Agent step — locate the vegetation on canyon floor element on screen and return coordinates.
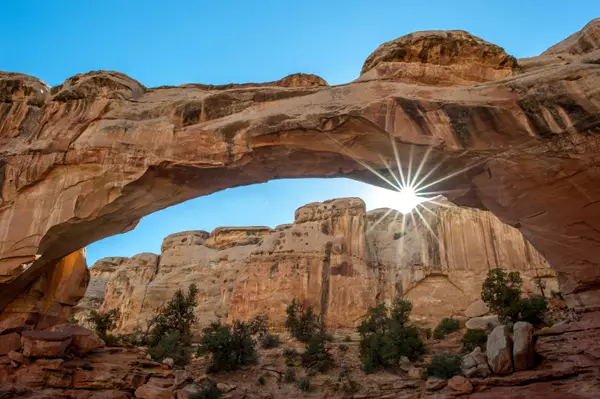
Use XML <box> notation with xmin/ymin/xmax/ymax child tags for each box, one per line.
<box><xmin>77</xmin><ymin>268</ymin><xmax>551</xmax><ymax>396</ymax></box>
<box><xmin>482</xmin><ymin>268</ymin><xmax>548</xmax><ymax>325</ymax></box>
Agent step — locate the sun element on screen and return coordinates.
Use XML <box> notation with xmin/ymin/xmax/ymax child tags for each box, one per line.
<box><xmin>366</xmin><ymin>185</ymin><xmax>430</xmax><ymax>214</ymax></box>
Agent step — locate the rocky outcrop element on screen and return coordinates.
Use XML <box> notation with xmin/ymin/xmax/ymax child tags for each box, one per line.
<box><xmin>486</xmin><ymin>325</ymin><xmax>513</xmax><ymax>375</ymax></box>
<box><xmin>359</xmin><ymin>30</ymin><xmax>517</xmax><ymax>85</ymax></box>
<box><xmin>1</xmin><ymin>20</ymin><xmax>600</xmax><ymax>326</ymax></box>
<box><xmin>76</xmin><ymin>196</ymin><xmax>556</xmax><ymax>335</ymax></box>
<box><xmin>513</xmin><ymin>321</ymin><xmax>535</xmax><ymax>371</ymax></box>
<box><xmin>0</xmin><ymin>249</ymin><xmax>89</xmax><ymax>332</ymax></box>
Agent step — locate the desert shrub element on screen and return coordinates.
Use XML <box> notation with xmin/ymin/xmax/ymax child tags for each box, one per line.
<box><xmin>297</xmin><ymin>376</ymin><xmax>311</xmax><ymax>391</ymax></box>
<box><xmin>393</xmin><ymin>232</ymin><xmax>406</xmax><ymax>240</ymax></box>
<box><xmin>197</xmin><ymin>315</ymin><xmax>268</xmax><ymax>372</ymax></box>
<box><xmin>418</xmin><ymin>327</ymin><xmax>432</xmax><ymax>340</ymax></box>
<box><xmin>301</xmin><ymin>328</ymin><xmax>333</xmax><ymax>373</ymax></box>
<box><xmin>81</xmin><ymin>363</ymin><xmax>94</xmax><ymax>371</ymax></box>
<box><xmin>148</xmin><ymin>330</ymin><xmax>191</xmax><ymax>366</ymax></box>
<box><xmin>285</xmin><ymin>299</ymin><xmax>322</xmax><ymax>344</ymax></box>
<box><xmin>344</xmin><ymin>335</ymin><xmax>352</xmax><ymax>342</ymax></box>
<box><xmin>260</xmin><ymin>334</ymin><xmax>280</xmax><ymax>349</ymax></box>
<box><xmin>426</xmin><ymin>354</ymin><xmax>462</xmax><ymax>379</ymax></box>
<box><xmin>338</xmin><ymin>343</ymin><xmax>348</xmax><ymax>352</ymax></box>
<box><xmin>258</xmin><ymin>375</ymin><xmax>265</xmax><ymax>385</ymax></box>
<box><xmin>284</xmin><ymin>367</ymin><xmax>296</xmax><ymax>383</ymax></box>
<box><xmin>146</xmin><ymin>284</ymin><xmax>198</xmax><ymax>366</ymax></box>
<box><xmin>433</xmin><ymin>318</ymin><xmax>460</xmax><ymax>339</ymax></box>
<box><xmin>190</xmin><ymin>384</ymin><xmax>221</xmax><ymax>399</ymax></box>
<box><xmin>482</xmin><ymin>269</ymin><xmax>548</xmax><ymax>324</ymax></box>
<box><xmin>358</xmin><ymin>298</ymin><xmax>425</xmax><ymax>373</ymax></box>
<box><xmin>283</xmin><ymin>347</ymin><xmax>299</xmax><ymax>358</ymax></box>
<box><xmin>336</xmin><ymin>367</ymin><xmax>358</xmax><ymax>393</ymax></box>
<box><xmin>86</xmin><ymin>308</ymin><xmax>120</xmax><ymax>343</ymax></box>
<box><xmin>462</xmin><ymin>329</ymin><xmax>488</xmax><ymax>352</ymax></box>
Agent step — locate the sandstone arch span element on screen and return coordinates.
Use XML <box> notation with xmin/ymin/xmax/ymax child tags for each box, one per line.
<box><xmin>1</xmin><ymin>20</ymin><xmax>600</xmax><ymax>314</ymax></box>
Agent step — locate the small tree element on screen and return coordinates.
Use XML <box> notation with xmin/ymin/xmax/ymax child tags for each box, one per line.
<box><xmin>358</xmin><ymin>298</ymin><xmax>425</xmax><ymax>373</ymax></box>
<box><xmin>197</xmin><ymin>315</ymin><xmax>268</xmax><ymax>372</ymax></box>
<box><xmin>461</xmin><ymin>329</ymin><xmax>488</xmax><ymax>352</ymax></box>
<box><xmin>147</xmin><ymin>284</ymin><xmax>198</xmax><ymax>366</ymax></box>
<box><xmin>481</xmin><ymin>269</ymin><xmax>548</xmax><ymax>325</ymax></box>
<box><xmin>433</xmin><ymin>318</ymin><xmax>460</xmax><ymax>339</ymax></box>
<box><xmin>285</xmin><ymin>299</ymin><xmax>321</xmax><ymax>343</ymax></box>
<box><xmin>301</xmin><ymin>325</ymin><xmax>333</xmax><ymax>373</ymax></box>
<box><xmin>426</xmin><ymin>354</ymin><xmax>462</xmax><ymax>379</ymax></box>
<box><xmin>86</xmin><ymin>308</ymin><xmax>120</xmax><ymax>344</ymax></box>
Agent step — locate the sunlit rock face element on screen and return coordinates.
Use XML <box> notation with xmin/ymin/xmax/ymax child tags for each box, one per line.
<box><xmin>75</xmin><ymin>197</ymin><xmax>555</xmax><ymax>333</ymax></box>
<box><xmin>1</xmin><ymin>20</ymin><xmax>600</xmax><ymax>318</ymax></box>
<box><xmin>1</xmin><ymin>249</ymin><xmax>88</xmax><ymax>330</ymax></box>
<box><xmin>359</xmin><ymin>30</ymin><xmax>518</xmax><ymax>85</ymax></box>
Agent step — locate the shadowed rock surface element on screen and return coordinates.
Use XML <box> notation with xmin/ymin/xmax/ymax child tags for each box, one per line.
<box><xmin>1</xmin><ymin>20</ymin><xmax>600</xmax><ymax>325</ymax></box>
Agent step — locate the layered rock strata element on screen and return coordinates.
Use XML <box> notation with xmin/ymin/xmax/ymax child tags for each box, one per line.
<box><xmin>76</xmin><ymin>197</ymin><xmax>556</xmax><ymax>334</ymax></box>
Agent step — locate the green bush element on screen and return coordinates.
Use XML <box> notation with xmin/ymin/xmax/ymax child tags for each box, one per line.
<box><xmin>284</xmin><ymin>367</ymin><xmax>296</xmax><ymax>383</ymax></box>
<box><xmin>260</xmin><ymin>334</ymin><xmax>281</xmax><ymax>349</ymax></box>
<box><xmin>344</xmin><ymin>335</ymin><xmax>352</xmax><ymax>342</ymax></box>
<box><xmin>190</xmin><ymin>384</ymin><xmax>221</xmax><ymax>399</ymax></box>
<box><xmin>197</xmin><ymin>315</ymin><xmax>268</xmax><ymax>372</ymax></box>
<box><xmin>148</xmin><ymin>330</ymin><xmax>191</xmax><ymax>366</ymax></box>
<box><xmin>393</xmin><ymin>232</ymin><xmax>406</xmax><ymax>240</ymax></box>
<box><xmin>338</xmin><ymin>343</ymin><xmax>348</xmax><ymax>352</ymax></box>
<box><xmin>418</xmin><ymin>327</ymin><xmax>432</xmax><ymax>340</ymax></box>
<box><xmin>283</xmin><ymin>348</ymin><xmax>299</xmax><ymax>358</ymax></box>
<box><xmin>301</xmin><ymin>329</ymin><xmax>333</xmax><ymax>373</ymax></box>
<box><xmin>285</xmin><ymin>299</ymin><xmax>321</xmax><ymax>344</ymax></box>
<box><xmin>297</xmin><ymin>376</ymin><xmax>311</xmax><ymax>391</ymax></box>
<box><xmin>258</xmin><ymin>375</ymin><xmax>265</xmax><ymax>385</ymax></box>
<box><xmin>336</xmin><ymin>367</ymin><xmax>358</xmax><ymax>393</ymax></box>
<box><xmin>481</xmin><ymin>269</ymin><xmax>548</xmax><ymax>325</ymax></box>
<box><xmin>146</xmin><ymin>284</ymin><xmax>198</xmax><ymax>366</ymax></box>
<box><xmin>358</xmin><ymin>298</ymin><xmax>426</xmax><ymax>373</ymax></box>
<box><xmin>433</xmin><ymin>318</ymin><xmax>460</xmax><ymax>339</ymax></box>
<box><xmin>81</xmin><ymin>363</ymin><xmax>94</xmax><ymax>371</ymax></box>
<box><xmin>86</xmin><ymin>308</ymin><xmax>120</xmax><ymax>344</ymax></box>
<box><xmin>462</xmin><ymin>329</ymin><xmax>488</xmax><ymax>352</ymax></box>
<box><xmin>426</xmin><ymin>354</ymin><xmax>463</xmax><ymax>379</ymax></box>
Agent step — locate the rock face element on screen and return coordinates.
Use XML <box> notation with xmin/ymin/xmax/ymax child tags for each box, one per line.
<box><xmin>76</xmin><ymin>197</ymin><xmax>556</xmax><ymax>334</ymax></box>
<box><xmin>512</xmin><ymin>321</ymin><xmax>535</xmax><ymax>371</ymax></box>
<box><xmin>1</xmin><ymin>20</ymin><xmax>600</xmax><ymax>323</ymax></box>
<box><xmin>0</xmin><ymin>249</ymin><xmax>89</xmax><ymax>332</ymax></box>
<box><xmin>360</xmin><ymin>30</ymin><xmax>517</xmax><ymax>85</ymax></box>
<box><xmin>486</xmin><ymin>325</ymin><xmax>513</xmax><ymax>375</ymax></box>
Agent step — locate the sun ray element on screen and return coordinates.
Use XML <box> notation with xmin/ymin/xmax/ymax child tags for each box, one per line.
<box><xmin>406</xmin><ymin>144</ymin><xmax>415</xmax><ymax>187</ymax></box>
<box><xmin>416</xmin><ymin>157</ymin><xmax>489</xmax><ymax>192</ymax></box>
<box><xmin>379</xmin><ymin>154</ymin><xmax>403</xmax><ymax>190</ymax></box>
<box><xmin>411</xmin><ymin>146</ymin><xmax>432</xmax><ymax>190</ymax></box>
<box><xmin>367</xmin><ymin>208</ymin><xmax>395</xmax><ymax>234</ymax></box>
<box><xmin>389</xmin><ymin>134</ymin><xmax>408</xmax><ymax>188</ymax></box>
<box><xmin>323</xmin><ymin>131</ymin><xmax>402</xmax><ymax>191</ymax></box>
<box><xmin>417</xmin><ymin>202</ymin><xmax>437</xmax><ymax>217</ymax></box>
<box><xmin>413</xmin><ymin>206</ymin><xmax>439</xmax><ymax>242</ymax></box>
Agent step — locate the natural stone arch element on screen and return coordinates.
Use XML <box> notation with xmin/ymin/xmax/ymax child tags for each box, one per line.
<box><xmin>1</xmin><ymin>20</ymin><xmax>599</xmax><ymax>314</ymax></box>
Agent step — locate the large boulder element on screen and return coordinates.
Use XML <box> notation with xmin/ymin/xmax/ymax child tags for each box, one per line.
<box><xmin>486</xmin><ymin>325</ymin><xmax>513</xmax><ymax>374</ymax></box>
<box><xmin>466</xmin><ymin>315</ymin><xmax>500</xmax><ymax>331</ymax></box>
<box><xmin>135</xmin><ymin>383</ymin><xmax>174</xmax><ymax>399</ymax></box>
<box><xmin>462</xmin><ymin>346</ymin><xmax>492</xmax><ymax>378</ymax></box>
<box><xmin>465</xmin><ymin>300</ymin><xmax>490</xmax><ymax>318</ymax></box>
<box><xmin>21</xmin><ymin>330</ymin><xmax>72</xmax><ymax>357</ymax></box>
<box><xmin>0</xmin><ymin>332</ymin><xmax>21</xmax><ymax>355</ymax></box>
<box><xmin>513</xmin><ymin>321</ymin><xmax>535</xmax><ymax>371</ymax></box>
<box><xmin>448</xmin><ymin>375</ymin><xmax>473</xmax><ymax>394</ymax></box>
<box><xmin>45</xmin><ymin>323</ymin><xmax>104</xmax><ymax>355</ymax></box>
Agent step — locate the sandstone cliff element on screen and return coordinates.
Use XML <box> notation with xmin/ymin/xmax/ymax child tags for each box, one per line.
<box><xmin>76</xmin><ymin>197</ymin><xmax>555</xmax><ymax>334</ymax></box>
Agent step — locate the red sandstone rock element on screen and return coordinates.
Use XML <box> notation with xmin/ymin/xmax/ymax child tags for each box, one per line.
<box><xmin>7</xmin><ymin>350</ymin><xmax>25</xmax><ymax>365</ymax></box>
<box><xmin>21</xmin><ymin>330</ymin><xmax>72</xmax><ymax>357</ymax></box>
<box><xmin>46</xmin><ymin>323</ymin><xmax>104</xmax><ymax>355</ymax></box>
<box><xmin>512</xmin><ymin>322</ymin><xmax>535</xmax><ymax>371</ymax></box>
<box><xmin>448</xmin><ymin>375</ymin><xmax>473</xmax><ymax>394</ymax></box>
<box><xmin>0</xmin><ymin>332</ymin><xmax>21</xmax><ymax>355</ymax></box>
<box><xmin>486</xmin><ymin>325</ymin><xmax>513</xmax><ymax>375</ymax></box>
<box><xmin>135</xmin><ymin>383</ymin><xmax>174</xmax><ymax>399</ymax></box>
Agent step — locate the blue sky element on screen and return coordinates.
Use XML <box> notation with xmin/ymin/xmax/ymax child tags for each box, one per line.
<box><xmin>2</xmin><ymin>1</ymin><xmax>598</xmax><ymax>265</ymax></box>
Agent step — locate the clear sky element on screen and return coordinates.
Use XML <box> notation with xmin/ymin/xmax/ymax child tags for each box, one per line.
<box><xmin>1</xmin><ymin>1</ymin><xmax>598</xmax><ymax>265</ymax></box>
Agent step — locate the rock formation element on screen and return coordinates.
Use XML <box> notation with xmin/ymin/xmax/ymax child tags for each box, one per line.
<box><xmin>1</xmin><ymin>19</ymin><xmax>600</xmax><ymax>333</ymax></box>
<box><xmin>75</xmin><ymin>197</ymin><xmax>556</xmax><ymax>335</ymax></box>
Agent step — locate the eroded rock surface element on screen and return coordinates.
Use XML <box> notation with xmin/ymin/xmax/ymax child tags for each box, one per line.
<box><xmin>75</xmin><ymin>197</ymin><xmax>556</xmax><ymax>334</ymax></box>
<box><xmin>1</xmin><ymin>20</ymin><xmax>600</xmax><ymax>326</ymax></box>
